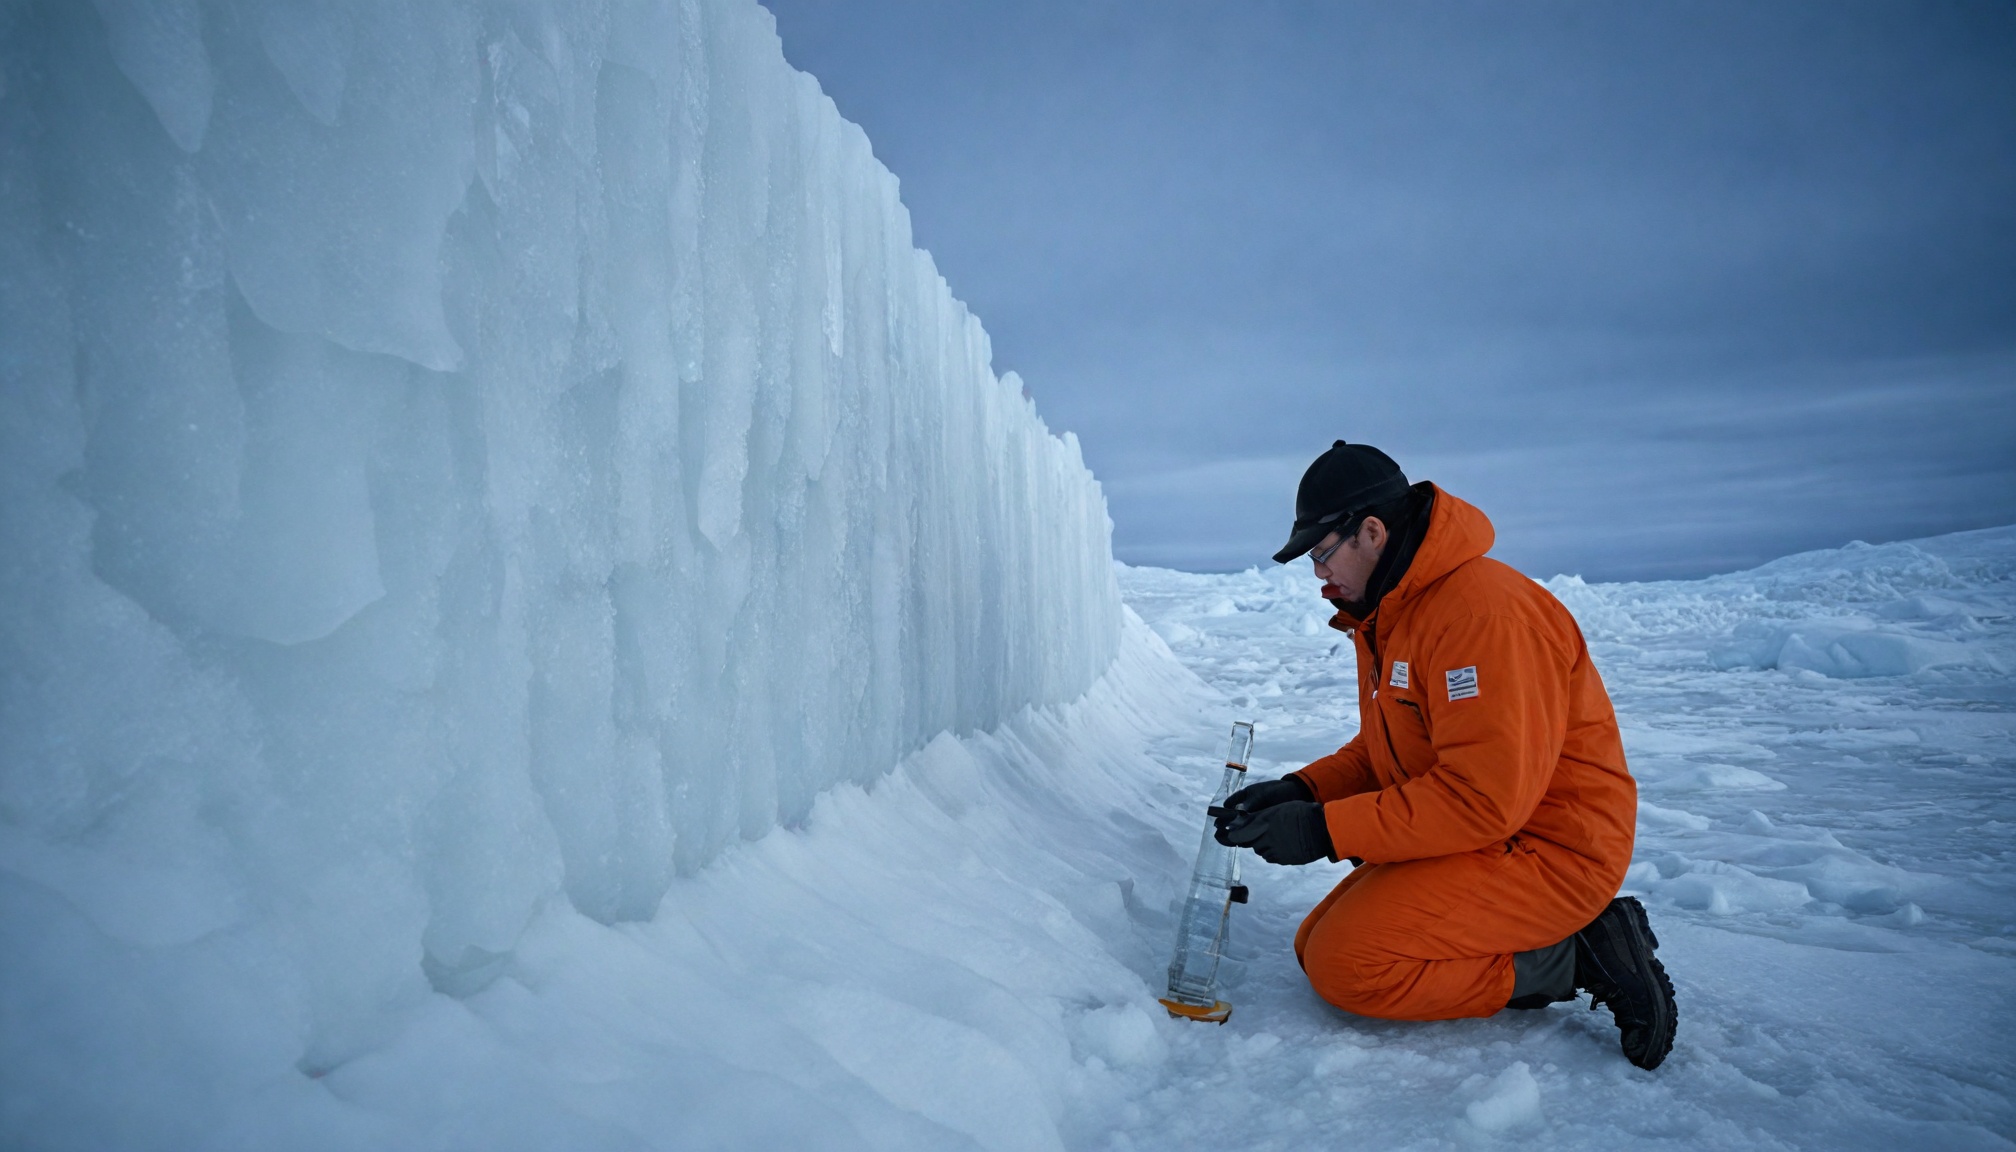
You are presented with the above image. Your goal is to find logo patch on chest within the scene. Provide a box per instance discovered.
[1389,660,1409,689]
[1445,666,1479,701]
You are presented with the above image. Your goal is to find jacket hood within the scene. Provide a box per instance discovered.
[1330,484,1496,628]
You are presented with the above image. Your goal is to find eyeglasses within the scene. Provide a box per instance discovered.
[1310,528,1354,567]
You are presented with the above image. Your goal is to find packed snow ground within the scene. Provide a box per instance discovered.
[1116,525,2016,1150]
[7,526,2011,1150]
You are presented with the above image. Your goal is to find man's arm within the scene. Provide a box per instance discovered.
[1292,733,1379,802]
[1320,612,1570,862]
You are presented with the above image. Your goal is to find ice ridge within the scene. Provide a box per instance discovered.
[0,0,1121,1087]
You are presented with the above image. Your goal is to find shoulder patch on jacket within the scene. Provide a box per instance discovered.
[1389,660,1409,689]
[1445,665,1479,701]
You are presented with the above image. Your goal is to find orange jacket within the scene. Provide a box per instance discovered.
[1292,486,1636,876]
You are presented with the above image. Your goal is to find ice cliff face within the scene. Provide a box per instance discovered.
[0,0,1119,1059]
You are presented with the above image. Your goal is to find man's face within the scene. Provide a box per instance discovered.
[1311,517,1388,603]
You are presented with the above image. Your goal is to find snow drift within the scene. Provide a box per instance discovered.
[0,0,1125,1135]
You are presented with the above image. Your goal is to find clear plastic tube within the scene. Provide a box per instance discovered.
[1160,721,1254,1022]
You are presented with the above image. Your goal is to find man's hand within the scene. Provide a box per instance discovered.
[1212,775,1313,838]
[1215,801,1335,866]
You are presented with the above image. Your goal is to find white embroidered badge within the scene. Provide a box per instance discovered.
[1389,660,1409,689]
[1445,666,1479,701]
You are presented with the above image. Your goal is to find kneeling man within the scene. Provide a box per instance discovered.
[1215,441,1678,1069]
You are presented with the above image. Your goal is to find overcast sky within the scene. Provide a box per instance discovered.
[764,0,2016,580]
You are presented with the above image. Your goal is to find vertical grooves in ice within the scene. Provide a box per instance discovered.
[0,0,1122,1044]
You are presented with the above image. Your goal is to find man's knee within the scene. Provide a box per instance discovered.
[1306,949,1516,1020]
[1304,952,1419,1017]
[1300,908,1520,1020]
[1300,923,1415,1017]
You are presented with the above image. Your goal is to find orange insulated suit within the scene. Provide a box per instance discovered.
[1290,486,1636,1020]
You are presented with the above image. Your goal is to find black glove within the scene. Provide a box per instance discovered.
[1216,801,1335,866]
[1211,775,1313,838]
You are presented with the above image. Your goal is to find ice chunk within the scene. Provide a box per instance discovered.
[1638,800,1712,831]
[1649,764,1786,792]
[1465,1062,1542,1132]
[1869,903,1926,927]
[1764,854,1913,916]
[1715,618,1990,678]
[1073,1004,1167,1069]
[1654,860,1812,915]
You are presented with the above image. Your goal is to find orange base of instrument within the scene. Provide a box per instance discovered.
[1158,997,1232,1024]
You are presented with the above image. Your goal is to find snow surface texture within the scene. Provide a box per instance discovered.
[4,609,1213,1150]
[0,0,1119,1139]
[1122,526,2015,1150]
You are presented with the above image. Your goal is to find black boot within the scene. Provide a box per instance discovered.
[1574,897,1677,1070]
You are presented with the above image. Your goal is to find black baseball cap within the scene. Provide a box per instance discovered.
[1272,441,1411,564]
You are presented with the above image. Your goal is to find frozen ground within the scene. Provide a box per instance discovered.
[7,529,2011,1150]
[1114,525,2016,1150]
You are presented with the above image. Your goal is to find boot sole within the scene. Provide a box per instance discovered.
[1612,897,1677,1070]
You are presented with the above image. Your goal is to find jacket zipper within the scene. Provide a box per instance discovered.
[1363,610,1411,779]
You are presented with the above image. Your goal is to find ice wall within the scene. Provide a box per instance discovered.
[0,0,1119,1080]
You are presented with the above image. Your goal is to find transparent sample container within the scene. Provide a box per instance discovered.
[1159,721,1255,1023]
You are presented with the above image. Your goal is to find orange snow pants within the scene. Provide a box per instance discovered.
[1292,837,1610,1020]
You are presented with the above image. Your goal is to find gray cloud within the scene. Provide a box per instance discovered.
[766,0,2016,578]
